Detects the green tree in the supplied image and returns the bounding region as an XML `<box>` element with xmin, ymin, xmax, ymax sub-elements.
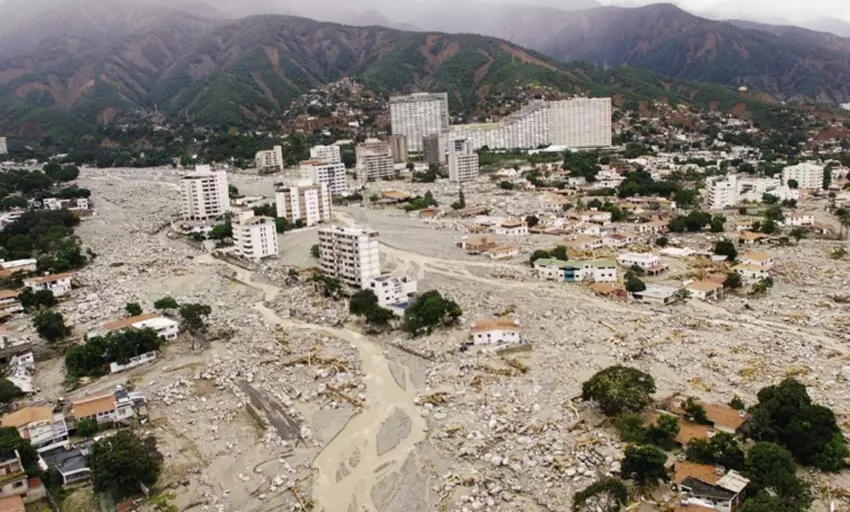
<box><xmin>310</xmin><ymin>244</ymin><xmax>320</xmax><ymax>258</ymax></box>
<box><xmin>349</xmin><ymin>290</ymin><xmax>379</xmax><ymax>317</ymax></box>
<box><xmin>787</xmin><ymin>179</ymin><xmax>799</xmax><ymax>189</ymax></box>
<box><xmin>789</xmin><ymin>228</ymin><xmax>805</xmax><ymax>241</ymax></box>
<box><xmin>724</xmin><ymin>272</ymin><xmax>743</xmax><ymax>290</ymax></box>
<box><xmin>571</xmin><ymin>478</ymin><xmax>629</xmax><ymax>512</ymax></box>
<box><xmin>310</xmin><ymin>271</ymin><xmax>342</xmax><ymax>299</ymax></box>
<box><xmin>0</xmin><ymin>379</ymin><xmax>22</xmax><ymax>408</ymax></box>
<box><xmin>823</xmin><ymin>169</ymin><xmax>832</xmax><ymax>190</ymax></box>
<box><xmin>581</xmin><ymin>366</ymin><xmax>655</xmax><ymax>416</ymax></box>
<box><xmin>33</xmin><ymin>310</ymin><xmax>70</xmax><ymax>343</ymax></box>
<box><xmin>402</xmin><ymin>291</ymin><xmax>462</xmax><ymax>336</ymax></box>
<box><xmin>499</xmin><ymin>181</ymin><xmax>514</xmax><ymax>190</ymax></box>
<box><xmin>621</xmin><ymin>445</ymin><xmax>667</xmax><ymax>487</ymax></box>
<box><xmin>710</xmin><ymin>216</ymin><xmax>725</xmax><ymax>233</ymax></box>
<box><xmin>739</xmin><ymin>492</ymin><xmax>785</xmax><ymax>512</ymax></box>
<box><xmin>685</xmin><ymin>432</ymin><xmax>745</xmax><ymax>470</ymax></box>
<box><xmin>729</xmin><ymin>396</ymin><xmax>746</xmax><ymax>410</ymax></box>
<box><xmin>647</xmin><ymin>414</ymin><xmax>679</xmax><ymax>449</ymax></box>
<box><xmin>655</xmin><ymin>236</ymin><xmax>668</xmax><ymax>248</ymax></box>
<box><xmin>451</xmin><ymin>189</ymin><xmax>466</xmax><ymax>210</ymax></box>
<box><xmin>761</xmin><ymin>218</ymin><xmax>777</xmax><ymax>234</ymax></box>
<box><xmin>529</xmin><ymin>249</ymin><xmax>552</xmax><ymax>265</ymax></box>
<box><xmin>745</xmin><ymin>442</ymin><xmax>811</xmax><ymax>510</ymax></box>
<box><xmin>228</xmin><ymin>184</ymin><xmax>240</xmax><ymax>198</ymax></box>
<box><xmin>18</xmin><ymin>288</ymin><xmax>56</xmax><ymax>312</ymax></box>
<box><xmin>209</xmin><ymin>221</ymin><xmax>232</xmax><ymax>240</ymax></box>
<box><xmin>682</xmin><ymin>397</ymin><xmax>709</xmax><ymax>424</ymax></box>
<box><xmin>76</xmin><ymin>417</ymin><xmax>98</xmax><ymax>437</ymax></box>
<box><xmin>88</xmin><ymin>430</ymin><xmax>163</xmax><ymax>500</ymax></box>
<box><xmin>714</xmin><ymin>239</ymin><xmax>738</xmax><ymax>261</ymax></box>
<box><xmin>625</xmin><ymin>273</ymin><xmax>646</xmax><ymax>293</ymax></box>
<box><xmin>525</xmin><ymin>215</ymin><xmax>540</xmax><ymax>228</ymax></box>
<box><xmin>551</xmin><ymin>246</ymin><xmax>568</xmax><ymax>261</ymax></box>
<box><xmin>0</xmin><ymin>427</ymin><xmax>39</xmax><ymax>476</ymax></box>
<box><xmin>614</xmin><ymin>413</ymin><xmax>647</xmax><ymax>443</ymax></box>
<box><xmin>762</xmin><ymin>193</ymin><xmax>779</xmax><ymax>205</ymax></box>
<box><xmin>153</xmin><ymin>297</ymin><xmax>179</xmax><ymax>310</ymax></box>
<box><xmin>179</xmin><ymin>303</ymin><xmax>211</xmax><ymax>332</ymax></box>
<box><xmin>125</xmin><ymin>302</ymin><xmax>142</xmax><ymax>317</ymax></box>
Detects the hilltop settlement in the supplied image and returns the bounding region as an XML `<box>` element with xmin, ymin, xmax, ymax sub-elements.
<box><xmin>0</xmin><ymin>83</ymin><xmax>848</xmax><ymax>512</ymax></box>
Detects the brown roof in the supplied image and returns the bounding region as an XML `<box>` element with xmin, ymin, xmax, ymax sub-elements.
<box><xmin>674</xmin><ymin>461</ymin><xmax>722</xmax><ymax>486</ymax></box>
<box><xmin>742</xmin><ymin>251</ymin><xmax>770</xmax><ymax>262</ymax></box>
<box><xmin>706</xmin><ymin>273</ymin><xmax>728</xmax><ymax>284</ymax></box>
<box><xmin>465</xmin><ymin>235</ymin><xmax>497</xmax><ymax>247</ymax></box>
<box><xmin>704</xmin><ymin>403</ymin><xmax>750</xmax><ymax>431</ymax></box>
<box><xmin>102</xmin><ymin>313</ymin><xmax>158</xmax><ymax>332</ymax></box>
<box><xmin>72</xmin><ymin>395</ymin><xmax>116</xmax><ymax>419</ymax></box>
<box><xmin>649</xmin><ymin>414</ymin><xmax>712</xmax><ymax>445</ymax></box>
<box><xmin>674</xmin><ymin>504</ymin><xmax>714</xmax><ymax>512</ymax></box>
<box><xmin>382</xmin><ymin>190</ymin><xmax>410</xmax><ymax>200</ymax></box>
<box><xmin>1</xmin><ymin>407</ymin><xmax>52</xmax><ymax>429</ymax></box>
<box><xmin>501</xmin><ymin>220</ymin><xmax>524</xmax><ymax>228</ymax></box>
<box><xmin>470</xmin><ymin>318</ymin><xmax>520</xmax><ymax>334</ymax></box>
<box><xmin>487</xmin><ymin>245</ymin><xmax>519</xmax><ymax>254</ymax></box>
<box><xmin>24</xmin><ymin>272</ymin><xmax>71</xmax><ymax>284</ymax></box>
<box><xmin>686</xmin><ymin>280</ymin><xmax>723</xmax><ymax>293</ymax></box>
<box><xmin>0</xmin><ymin>290</ymin><xmax>20</xmax><ymax>300</ymax></box>
<box><xmin>0</xmin><ymin>495</ymin><xmax>24</xmax><ymax>512</ymax></box>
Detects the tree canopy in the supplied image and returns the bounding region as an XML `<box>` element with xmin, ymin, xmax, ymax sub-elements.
<box><xmin>621</xmin><ymin>445</ymin><xmax>667</xmax><ymax>487</ymax></box>
<box><xmin>33</xmin><ymin>310</ymin><xmax>70</xmax><ymax>343</ymax></box>
<box><xmin>402</xmin><ymin>290</ymin><xmax>462</xmax><ymax>336</ymax></box>
<box><xmin>685</xmin><ymin>432</ymin><xmax>745</xmax><ymax>470</ymax></box>
<box><xmin>179</xmin><ymin>303</ymin><xmax>212</xmax><ymax>332</ymax></box>
<box><xmin>572</xmin><ymin>478</ymin><xmax>629</xmax><ymax>512</ymax></box>
<box><xmin>582</xmin><ymin>366</ymin><xmax>655</xmax><ymax>416</ymax></box>
<box><xmin>0</xmin><ymin>427</ymin><xmax>39</xmax><ymax>476</ymax></box>
<box><xmin>88</xmin><ymin>430</ymin><xmax>163</xmax><ymax>500</ymax></box>
<box><xmin>744</xmin><ymin>442</ymin><xmax>812</xmax><ymax>511</ymax></box>
<box><xmin>65</xmin><ymin>328</ymin><xmax>162</xmax><ymax>379</ymax></box>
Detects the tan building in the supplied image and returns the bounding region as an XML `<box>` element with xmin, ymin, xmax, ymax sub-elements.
<box><xmin>275</xmin><ymin>182</ymin><xmax>332</xmax><ymax>227</ymax></box>
<box><xmin>180</xmin><ymin>165</ymin><xmax>230</xmax><ymax>220</ymax></box>
<box><xmin>254</xmin><ymin>146</ymin><xmax>283</xmax><ymax>172</ymax></box>
<box><xmin>389</xmin><ymin>134</ymin><xmax>408</xmax><ymax>164</ymax></box>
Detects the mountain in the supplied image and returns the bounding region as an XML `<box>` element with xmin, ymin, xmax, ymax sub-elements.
<box><xmin>802</xmin><ymin>17</ymin><xmax>850</xmax><ymax>38</ymax></box>
<box><xmin>0</xmin><ymin>7</ymin><xmax>774</xmax><ymax>140</ymax></box>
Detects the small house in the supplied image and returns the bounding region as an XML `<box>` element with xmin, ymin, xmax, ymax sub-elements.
<box><xmin>470</xmin><ymin>318</ymin><xmax>521</xmax><ymax>345</ymax></box>
<box><xmin>685</xmin><ymin>280</ymin><xmax>724</xmax><ymax>301</ymax></box>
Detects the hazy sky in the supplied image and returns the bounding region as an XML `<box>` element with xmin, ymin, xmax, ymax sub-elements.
<box><xmin>601</xmin><ymin>0</ymin><xmax>850</xmax><ymax>23</ymax></box>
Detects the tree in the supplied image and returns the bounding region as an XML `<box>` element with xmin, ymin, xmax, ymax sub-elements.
<box><xmin>154</xmin><ymin>297</ymin><xmax>179</xmax><ymax>310</ymax></box>
<box><xmin>682</xmin><ymin>397</ymin><xmax>709</xmax><ymax>424</ymax></box>
<box><xmin>647</xmin><ymin>414</ymin><xmax>679</xmax><ymax>449</ymax></box>
<box><xmin>529</xmin><ymin>249</ymin><xmax>552</xmax><ymax>265</ymax></box>
<box><xmin>551</xmin><ymin>245</ymin><xmax>568</xmax><ymax>261</ymax></box>
<box><xmin>621</xmin><ymin>445</ymin><xmax>667</xmax><ymax>487</ymax></box>
<box><xmin>65</xmin><ymin>328</ymin><xmax>162</xmax><ymax>379</ymax></box>
<box><xmin>710</xmin><ymin>216</ymin><xmax>725</xmax><ymax>233</ymax></box>
<box><xmin>349</xmin><ymin>290</ymin><xmax>379</xmax><ymax>317</ymax></box>
<box><xmin>310</xmin><ymin>271</ymin><xmax>342</xmax><ymax>299</ymax></box>
<box><xmin>451</xmin><ymin>189</ymin><xmax>466</xmax><ymax>210</ymax></box>
<box><xmin>685</xmin><ymin>432</ymin><xmax>745</xmax><ymax>470</ymax></box>
<box><xmin>823</xmin><ymin>168</ymin><xmax>832</xmax><ymax>190</ymax></box>
<box><xmin>625</xmin><ymin>273</ymin><xmax>646</xmax><ymax>293</ymax></box>
<box><xmin>762</xmin><ymin>193</ymin><xmax>779</xmax><ymax>205</ymax></box>
<box><xmin>402</xmin><ymin>291</ymin><xmax>462</xmax><ymax>336</ymax></box>
<box><xmin>18</xmin><ymin>288</ymin><xmax>56</xmax><ymax>312</ymax></box>
<box><xmin>33</xmin><ymin>310</ymin><xmax>70</xmax><ymax>343</ymax></box>
<box><xmin>752</xmin><ymin>276</ymin><xmax>774</xmax><ymax>295</ymax></box>
<box><xmin>0</xmin><ymin>427</ymin><xmax>39</xmax><ymax>476</ymax></box>
<box><xmin>714</xmin><ymin>239</ymin><xmax>738</xmax><ymax>261</ymax></box>
<box><xmin>228</xmin><ymin>184</ymin><xmax>240</xmax><ymax>198</ymax></box>
<box><xmin>76</xmin><ymin>417</ymin><xmax>98</xmax><ymax>437</ymax></box>
<box><xmin>761</xmin><ymin>218</ymin><xmax>777</xmax><ymax>234</ymax></box>
<box><xmin>787</xmin><ymin>179</ymin><xmax>799</xmax><ymax>189</ymax></box>
<box><xmin>739</xmin><ymin>492</ymin><xmax>787</xmax><ymax>512</ymax></box>
<box><xmin>614</xmin><ymin>413</ymin><xmax>647</xmax><ymax>443</ymax></box>
<box><xmin>729</xmin><ymin>396</ymin><xmax>746</xmax><ymax>410</ymax></box>
<box><xmin>655</xmin><ymin>236</ymin><xmax>668</xmax><ymax>248</ymax></box>
<box><xmin>525</xmin><ymin>215</ymin><xmax>540</xmax><ymax>228</ymax></box>
<box><xmin>310</xmin><ymin>244</ymin><xmax>320</xmax><ymax>258</ymax></box>
<box><xmin>88</xmin><ymin>430</ymin><xmax>163</xmax><ymax>500</ymax></box>
<box><xmin>179</xmin><ymin>303</ymin><xmax>211</xmax><ymax>332</ymax></box>
<box><xmin>572</xmin><ymin>478</ymin><xmax>629</xmax><ymax>512</ymax></box>
<box><xmin>745</xmin><ymin>442</ymin><xmax>811</xmax><ymax>510</ymax></box>
<box><xmin>0</xmin><ymin>380</ymin><xmax>22</xmax><ymax>408</ymax></box>
<box><xmin>582</xmin><ymin>366</ymin><xmax>655</xmax><ymax>416</ymax></box>
<box><xmin>789</xmin><ymin>228</ymin><xmax>805</xmax><ymax>241</ymax></box>
<box><xmin>499</xmin><ymin>181</ymin><xmax>514</xmax><ymax>190</ymax></box>
<box><xmin>209</xmin><ymin>221</ymin><xmax>232</xmax><ymax>240</ymax></box>
<box><xmin>724</xmin><ymin>271</ymin><xmax>743</xmax><ymax>289</ymax></box>
<box><xmin>125</xmin><ymin>302</ymin><xmax>142</xmax><ymax>317</ymax></box>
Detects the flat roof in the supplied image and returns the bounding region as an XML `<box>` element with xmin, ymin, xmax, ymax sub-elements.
<box><xmin>470</xmin><ymin>317</ymin><xmax>520</xmax><ymax>333</ymax></box>
<box><xmin>72</xmin><ymin>395</ymin><xmax>116</xmax><ymax>418</ymax></box>
<box><xmin>24</xmin><ymin>272</ymin><xmax>71</xmax><ymax>284</ymax></box>
<box><xmin>102</xmin><ymin>313</ymin><xmax>159</xmax><ymax>332</ymax></box>
<box><xmin>686</xmin><ymin>280</ymin><xmax>723</xmax><ymax>293</ymax></box>
<box><xmin>1</xmin><ymin>407</ymin><xmax>52</xmax><ymax>429</ymax></box>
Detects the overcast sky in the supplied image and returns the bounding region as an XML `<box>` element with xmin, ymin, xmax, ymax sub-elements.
<box><xmin>601</xmin><ymin>0</ymin><xmax>850</xmax><ymax>23</ymax></box>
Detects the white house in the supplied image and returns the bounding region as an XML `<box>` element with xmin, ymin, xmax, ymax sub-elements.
<box><xmin>784</xmin><ymin>213</ymin><xmax>815</xmax><ymax>227</ymax></box>
<box><xmin>486</xmin><ymin>246</ymin><xmax>520</xmax><ymax>260</ymax></box>
<box><xmin>731</xmin><ymin>264</ymin><xmax>770</xmax><ymax>284</ymax></box>
<box><xmin>602</xmin><ymin>233</ymin><xmax>633</xmax><ymax>248</ymax></box>
<box><xmin>23</xmin><ymin>273</ymin><xmax>72</xmax><ymax>297</ymax></box>
<box><xmin>368</xmin><ymin>276</ymin><xmax>417</xmax><ymax>313</ymax></box>
<box><xmin>491</xmin><ymin>220</ymin><xmax>528</xmax><ymax>236</ymax></box>
<box><xmin>636</xmin><ymin>220</ymin><xmax>669</xmax><ymax>235</ymax></box>
<box><xmin>470</xmin><ymin>318</ymin><xmax>521</xmax><ymax>345</ymax></box>
<box><xmin>633</xmin><ymin>284</ymin><xmax>680</xmax><ymax>305</ymax></box>
<box><xmin>71</xmin><ymin>394</ymin><xmax>134</xmax><ymax>426</ymax></box>
<box><xmin>740</xmin><ymin>251</ymin><xmax>774</xmax><ymax>269</ymax></box>
<box><xmin>97</xmin><ymin>313</ymin><xmax>180</xmax><ymax>340</ymax></box>
<box><xmin>685</xmin><ymin>280</ymin><xmax>724</xmax><ymax>301</ymax></box>
<box><xmin>617</xmin><ymin>252</ymin><xmax>662</xmax><ymax>270</ymax></box>
<box><xmin>0</xmin><ymin>259</ymin><xmax>36</xmax><ymax>273</ymax></box>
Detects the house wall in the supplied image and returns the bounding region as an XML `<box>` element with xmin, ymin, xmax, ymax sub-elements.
<box><xmin>472</xmin><ymin>329</ymin><xmax>520</xmax><ymax>345</ymax></box>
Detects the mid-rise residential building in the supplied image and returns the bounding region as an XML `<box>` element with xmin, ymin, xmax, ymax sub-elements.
<box><xmin>0</xmin><ymin>137</ymin><xmax>7</xmax><ymax>155</ymax></box>
<box><xmin>180</xmin><ymin>165</ymin><xmax>230</xmax><ymax>220</ymax></box>
<box><xmin>390</xmin><ymin>93</ymin><xmax>450</xmax><ymax>152</ymax></box>
<box><xmin>355</xmin><ymin>139</ymin><xmax>390</xmax><ymax>167</ymax></box>
<box><xmin>549</xmin><ymin>97</ymin><xmax>612</xmax><ymax>148</ymax></box>
<box><xmin>358</xmin><ymin>154</ymin><xmax>396</xmax><ymax>182</ymax></box>
<box><xmin>301</xmin><ymin>160</ymin><xmax>347</xmax><ymax>196</ymax></box>
<box><xmin>23</xmin><ymin>273</ymin><xmax>72</xmax><ymax>297</ymax></box>
<box><xmin>276</xmin><ymin>182</ymin><xmax>332</xmax><ymax>226</ymax></box>
<box><xmin>706</xmin><ymin>174</ymin><xmax>798</xmax><ymax>209</ymax></box>
<box><xmin>255</xmin><ymin>146</ymin><xmax>283</xmax><ymax>172</ymax></box>
<box><xmin>368</xmin><ymin>275</ymin><xmax>417</xmax><ymax>314</ymax></box>
<box><xmin>318</xmin><ymin>226</ymin><xmax>381</xmax><ymax>290</ymax></box>
<box><xmin>0</xmin><ymin>450</ymin><xmax>44</xmax><ymax>504</ymax></box>
<box><xmin>309</xmin><ymin>145</ymin><xmax>341</xmax><ymax>164</ymax></box>
<box><xmin>533</xmin><ymin>258</ymin><xmax>617</xmax><ymax>282</ymax></box>
<box><xmin>782</xmin><ymin>162</ymin><xmax>824</xmax><ymax>189</ymax></box>
<box><xmin>231</xmin><ymin>209</ymin><xmax>278</xmax><ymax>261</ymax></box>
<box><xmin>448</xmin><ymin>139</ymin><xmax>479</xmax><ymax>183</ymax></box>
<box><xmin>389</xmin><ymin>134</ymin><xmax>408</xmax><ymax>164</ymax></box>
<box><xmin>423</xmin><ymin>133</ymin><xmax>447</xmax><ymax>165</ymax></box>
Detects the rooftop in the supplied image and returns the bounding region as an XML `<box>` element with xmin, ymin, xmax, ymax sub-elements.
<box><xmin>1</xmin><ymin>407</ymin><xmax>52</xmax><ymax>429</ymax></box>
<box><xmin>673</xmin><ymin>461</ymin><xmax>721</xmax><ymax>486</ymax></box>
<box><xmin>0</xmin><ymin>495</ymin><xmax>23</xmax><ymax>512</ymax></box>
<box><xmin>704</xmin><ymin>403</ymin><xmax>750</xmax><ymax>431</ymax></box>
<box><xmin>470</xmin><ymin>317</ymin><xmax>520</xmax><ymax>334</ymax></box>
<box><xmin>742</xmin><ymin>251</ymin><xmax>771</xmax><ymax>262</ymax></box>
<box><xmin>686</xmin><ymin>280</ymin><xmax>723</xmax><ymax>293</ymax></box>
<box><xmin>102</xmin><ymin>313</ymin><xmax>159</xmax><ymax>332</ymax></box>
<box><xmin>0</xmin><ymin>290</ymin><xmax>19</xmax><ymax>301</ymax></box>
<box><xmin>24</xmin><ymin>272</ymin><xmax>71</xmax><ymax>284</ymax></box>
<box><xmin>72</xmin><ymin>395</ymin><xmax>116</xmax><ymax>419</ymax></box>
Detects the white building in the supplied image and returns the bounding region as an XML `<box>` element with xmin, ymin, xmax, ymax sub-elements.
<box><xmin>470</xmin><ymin>317</ymin><xmax>521</xmax><ymax>345</ymax></box>
<box><xmin>0</xmin><ymin>137</ymin><xmax>6</xmax><ymax>155</ymax></box>
<box><xmin>180</xmin><ymin>165</ymin><xmax>230</xmax><ymax>220</ymax></box>
<box><xmin>71</xmin><ymin>394</ymin><xmax>134</xmax><ymax>426</ymax></box>
<box><xmin>301</xmin><ymin>160</ymin><xmax>347</xmax><ymax>196</ymax></box>
<box><xmin>0</xmin><ymin>259</ymin><xmax>36</xmax><ymax>273</ymax></box>
<box><xmin>731</xmin><ymin>264</ymin><xmax>770</xmax><ymax>284</ymax></box>
<box><xmin>448</xmin><ymin>101</ymin><xmax>551</xmax><ymax>151</ymax></box>
<box><xmin>549</xmin><ymin>97</ymin><xmax>612</xmax><ymax>148</ymax></box>
<box><xmin>318</xmin><ymin>226</ymin><xmax>381</xmax><ymax>290</ymax></box>
<box><xmin>784</xmin><ymin>213</ymin><xmax>815</xmax><ymax>226</ymax></box>
<box><xmin>275</xmin><ymin>182</ymin><xmax>332</xmax><ymax>226</ymax></box>
<box><xmin>685</xmin><ymin>280</ymin><xmax>724</xmax><ymax>301</ymax></box>
<box><xmin>491</xmin><ymin>220</ymin><xmax>528</xmax><ymax>236</ymax></box>
<box><xmin>23</xmin><ymin>273</ymin><xmax>72</xmax><ymax>297</ymax></box>
<box><xmin>100</xmin><ymin>313</ymin><xmax>180</xmax><ymax>340</ymax></box>
<box><xmin>232</xmin><ymin>209</ymin><xmax>279</xmax><ymax>261</ymax></box>
<box><xmin>1</xmin><ymin>407</ymin><xmax>68</xmax><ymax>453</ymax></box>
<box><xmin>740</xmin><ymin>251</ymin><xmax>774</xmax><ymax>269</ymax></box>
<box><xmin>43</xmin><ymin>197</ymin><xmax>90</xmax><ymax>212</ymax></box>
<box><xmin>390</xmin><ymin>93</ymin><xmax>450</xmax><ymax>152</ymax></box>
<box><xmin>358</xmin><ymin>153</ymin><xmax>396</xmax><ymax>182</ymax></box>
<box><xmin>617</xmin><ymin>252</ymin><xmax>662</xmax><ymax>269</ymax></box>
<box><xmin>254</xmin><ymin>146</ymin><xmax>283</xmax><ymax>172</ymax></box>
<box><xmin>448</xmin><ymin>139</ymin><xmax>479</xmax><ymax>183</ymax></box>
<box><xmin>309</xmin><ymin>144</ymin><xmax>341</xmax><ymax>164</ymax></box>
<box><xmin>707</xmin><ymin>174</ymin><xmax>798</xmax><ymax>209</ymax></box>
<box><xmin>782</xmin><ymin>162</ymin><xmax>824</xmax><ymax>190</ymax></box>
<box><xmin>368</xmin><ymin>275</ymin><xmax>417</xmax><ymax>314</ymax></box>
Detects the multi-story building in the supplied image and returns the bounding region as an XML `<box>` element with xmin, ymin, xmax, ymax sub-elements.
<box><xmin>706</xmin><ymin>175</ymin><xmax>798</xmax><ymax>209</ymax></box>
<box><xmin>549</xmin><ymin>97</ymin><xmax>612</xmax><ymax>148</ymax></box>
<box><xmin>318</xmin><ymin>226</ymin><xmax>381</xmax><ymax>290</ymax></box>
<box><xmin>389</xmin><ymin>134</ymin><xmax>408</xmax><ymax>164</ymax></box>
<box><xmin>23</xmin><ymin>273</ymin><xmax>72</xmax><ymax>297</ymax></box>
<box><xmin>99</xmin><ymin>313</ymin><xmax>180</xmax><ymax>340</ymax></box>
<box><xmin>782</xmin><ymin>162</ymin><xmax>824</xmax><ymax>189</ymax></box>
<box><xmin>0</xmin><ymin>137</ymin><xmax>7</xmax><ymax>155</ymax></box>
<box><xmin>254</xmin><ymin>146</ymin><xmax>283</xmax><ymax>172</ymax></box>
<box><xmin>355</xmin><ymin>139</ymin><xmax>390</xmax><ymax>167</ymax></box>
<box><xmin>71</xmin><ymin>393</ymin><xmax>134</xmax><ymax>426</ymax></box>
<box><xmin>180</xmin><ymin>165</ymin><xmax>230</xmax><ymax>220</ymax></box>
<box><xmin>707</xmin><ymin>175</ymin><xmax>739</xmax><ymax>209</ymax></box>
<box><xmin>448</xmin><ymin>100</ymin><xmax>551</xmax><ymax>151</ymax></box>
<box><xmin>368</xmin><ymin>275</ymin><xmax>417</xmax><ymax>314</ymax></box>
<box><xmin>301</xmin><ymin>160</ymin><xmax>347</xmax><ymax>196</ymax></box>
<box><xmin>390</xmin><ymin>93</ymin><xmax>450</xmax><ymax>152</ymax></box>
<box><xmin>358</xmin><ymin>154</ymin><xmax>396</xmax><ymax>182</ymax></box>
<box><xmin>309</xmin><ymin>145</ymin><xmax>341</xmax><ymax>164</ymax></box>
<box><xmin>423</xmin><ymin>133</ymin><xmax>447</xmax><ymax>166</ymax></box>
<box><xmin>448</xmin><ymin>139</ymin><xmax>479</xmax><ymax>183</ymax></box>
<box><xmin>1</xmin><ymin>407</ymin><xmax>69</xmax><ymax>453</ymax></box>
<box><xmin>275</xmin><ymin>182</ymin><xmax>332</xmax><ymax>226</ymax></box>
<box><xmin>231</xmin><ymin>209</ymin><xmax>278</xmax><ymax>261</ymax></box>
<box><xmin>0</xmin><ymin>449</ymin><xmax>45</xmax><ymax>504</ymax></box>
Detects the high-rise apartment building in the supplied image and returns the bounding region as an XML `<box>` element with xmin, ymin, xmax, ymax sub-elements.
<box><xmin>180</xmin><ymin>165</ymin><xmax>230</xmax><ymax>220</ymax></box>
<box><xmin>318</xmin><ymin>226</ymin><xmax>381</xmax><ymax>290</ymax></box>
<box><xmin>301</xmin><ymin>160</ymin><xmax>347</xmax><ymax>196</ymax></box>
<box><xmin>358</xmin><ymin>154</ymin><xmax>396</xmax><ymax>182</ymax></box>
<box><xmin>448</xmin><ymin>139</ymin><xmax>479</xmax><ymax>183</ymax></box>
<box><xmin>0</xmin><ymin>137</ymin><xmax>7</xmax><ymax>155</ymax></box>
<box><xmin>423</xmin><ymin>133</ymin><xmax>447</xmax><ymax>166</ymax></box>
<box><xmin>390</xmin><ymin>93</ymin><xmax>449</xmax><ymax>152</ymax></box>
<box><xmin>782</xmin><ymin>162</ymin><xmax>824</xmax><ymax>190</ymax></box>
<box><xmin>254</xmin><ymin>146</ymin><xmax>283</xmax><ymax>172</ymax></box>
<box><xmin>309</xmin><ymin>145</ymin><xmax>341</xmax><ymax>164</ymax></box>
<box><xmin>232</xmin><ymin>209</ymin><xmax>278</xmax><ymax>261</ymax></box>
<box><xmin>549</xmin><ymin>98</ymin><xmax>612</xmax><ymax>148</ymax></box>
<box><xmin>275</xmin><ymin>182</ymin><xmax>332</xmax><ymax>227</ymax></box>
<box><xmin>389</xmin><ymin>134</ymin><xmax>408</xmax><ymax>164</ymax></box>
<box><xmin>355</xmin><ymin>139</ymin><xmax>390</xmax><ymax>167</ymax></box>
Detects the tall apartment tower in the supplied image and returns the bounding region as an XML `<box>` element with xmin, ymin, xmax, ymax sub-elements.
<box><xmin>318</xmin><ymin>226</ymin><xmax>381</xmax><ymax>289</ymax></box>
<box><xmin>448</xmin><ymin>139</ymin><xmax>479</xmax><ymax>183</ymax></box>
<box><xmin>390</xmin><ymin>93</ymin><xmax>449</xmax><ymax>152</ymax></box>
<box><xmin>255</xmin><ymin>145</ymin><xmax>283</xmax><ymax>172</ymax></box>
<box><xmin>355</xmin><ymin>139</ymin><xmax>394</xmax><ymax>181</ymax></box>
<box><xmin>389</xmin><ymin>134</ymin><xmax>408</xmax><ymax>164</ymax></box>
<box><xmin>180</xmin><ymin>165</ymin><xmax>230</xmax><ymax>220</ymax></box>
<box><xmin>232</xmin><ymin>209</ymin><xmax>278</xmax><ymax>261</ymax></box>
<box><xmin>309</xmin><ymin>145</ymin><xmax>342</xmax><ymax>164</ymax></box>
<box><xmin>0</xmin><ymin>137</ymin><xmax>7</xmax><ymax>155</ymax></box>
<box><xmin>782</xmin><ymin>162</ymin><xmax>824</xmax><ymax>189</ymax></box>
<box><xmin>301</xmin><ymin>160</ymin><xmax>348</xmax><ymax>196</ymax></box>
<box><xmin>423</xmin><ymin>133</ymin><xmax>447</xmax><ymax>166</ymax></box>
<box><xmin>275</xmin><ymin>182</ymin><xmax>332</xmax><ymax>227</ymax></box>
<box><xmin>549</xmin><ymin>98</ymin><xmax>612</xmax><ymax>148</ymax></box>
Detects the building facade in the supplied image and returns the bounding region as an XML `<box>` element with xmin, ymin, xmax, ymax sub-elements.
<box><xmin>549</xmin><ymin>97</ymin><xmax>612</xmax><ymax>148</ymax></box>
<box><xmin>355</xmin><ymin>139</ymin><xmax>390</xmax><ymax>167</ymax></box>
<box><xmin>23</xmin><ymin>273</ymin><xmax>72</xmax><ymax>297</ymax></box>
<box><xmin>309</xmin><ymin>145</ymin><xmax>342</xmax><ymax>164</ymax></box>
<box><xmin>423</xmin><ymin>133</ymin><xmax>447</xmax><ymax>165</ymax></box>
<box><xmin>389</xmin><ymin>134</ymin><xmax>408</xmax><ymax>164</ymax></box>
<box><xmin>232</xmin><ymin>209</ymin><xmax>279</xmax><ymax>261</ymax></box>
<box><xmin>318</xmin><ymin>226</ymin><xmax>381</xmax><ymax>289</ymax></box>
<box><xmin>0</xmin><ymin>137</ymin><xmax>6</xmax><ymax>155</ymax></box>
<box><xmin>448</xmin><ymin>139</ymin><xmax>479</xmax><ymax>183</ymax></box>
<box><xmin>302</xmin><ymin>161</ymin><xmax>348</xmax><ymax>196</ymax></box>
<box><xmin>390</xmin><ymin>93</ymin><xmax>450</xmax><ymax>152</ymax></box>
<box><xmin>276</xmin><ymin>182</ymin><xmax>332</xmax><ymax>226</ymax></box>
<box><xmin>368</xmin><ymin>275</ymin><xmax>417</xmax><ymax>312</ymax></box>
<box><xmin>254</xmin><ymin>146</ymin><xmax>283</xmax><ymax>172</ymax></box>
<box><xmin>707</xmin><ymin>174</ymin><xmax>798</xmax><ymax>209</ymax></box>
<box><xmin>470</xmin><ymin>318</ymin><xmax>521</xmax><ymax>345</ymax></box>
<box><xmin>180</xmin><ymin>165</ymin><xmax>230</xmax><ymax>220</ymax></box>
<box><xmin>358</xmin><ymin>154</ymin><xmax>396</xmax><ymax>182</ymax></box>
<box><xmin>448</xmin><ymin>100</ymin><xmax>551</xmax><ymax>151</ymax></box>
<box><xmin>782</xmin><ymin>162</ymin><xmax>824</xmax><ymax>189</ymax></box>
